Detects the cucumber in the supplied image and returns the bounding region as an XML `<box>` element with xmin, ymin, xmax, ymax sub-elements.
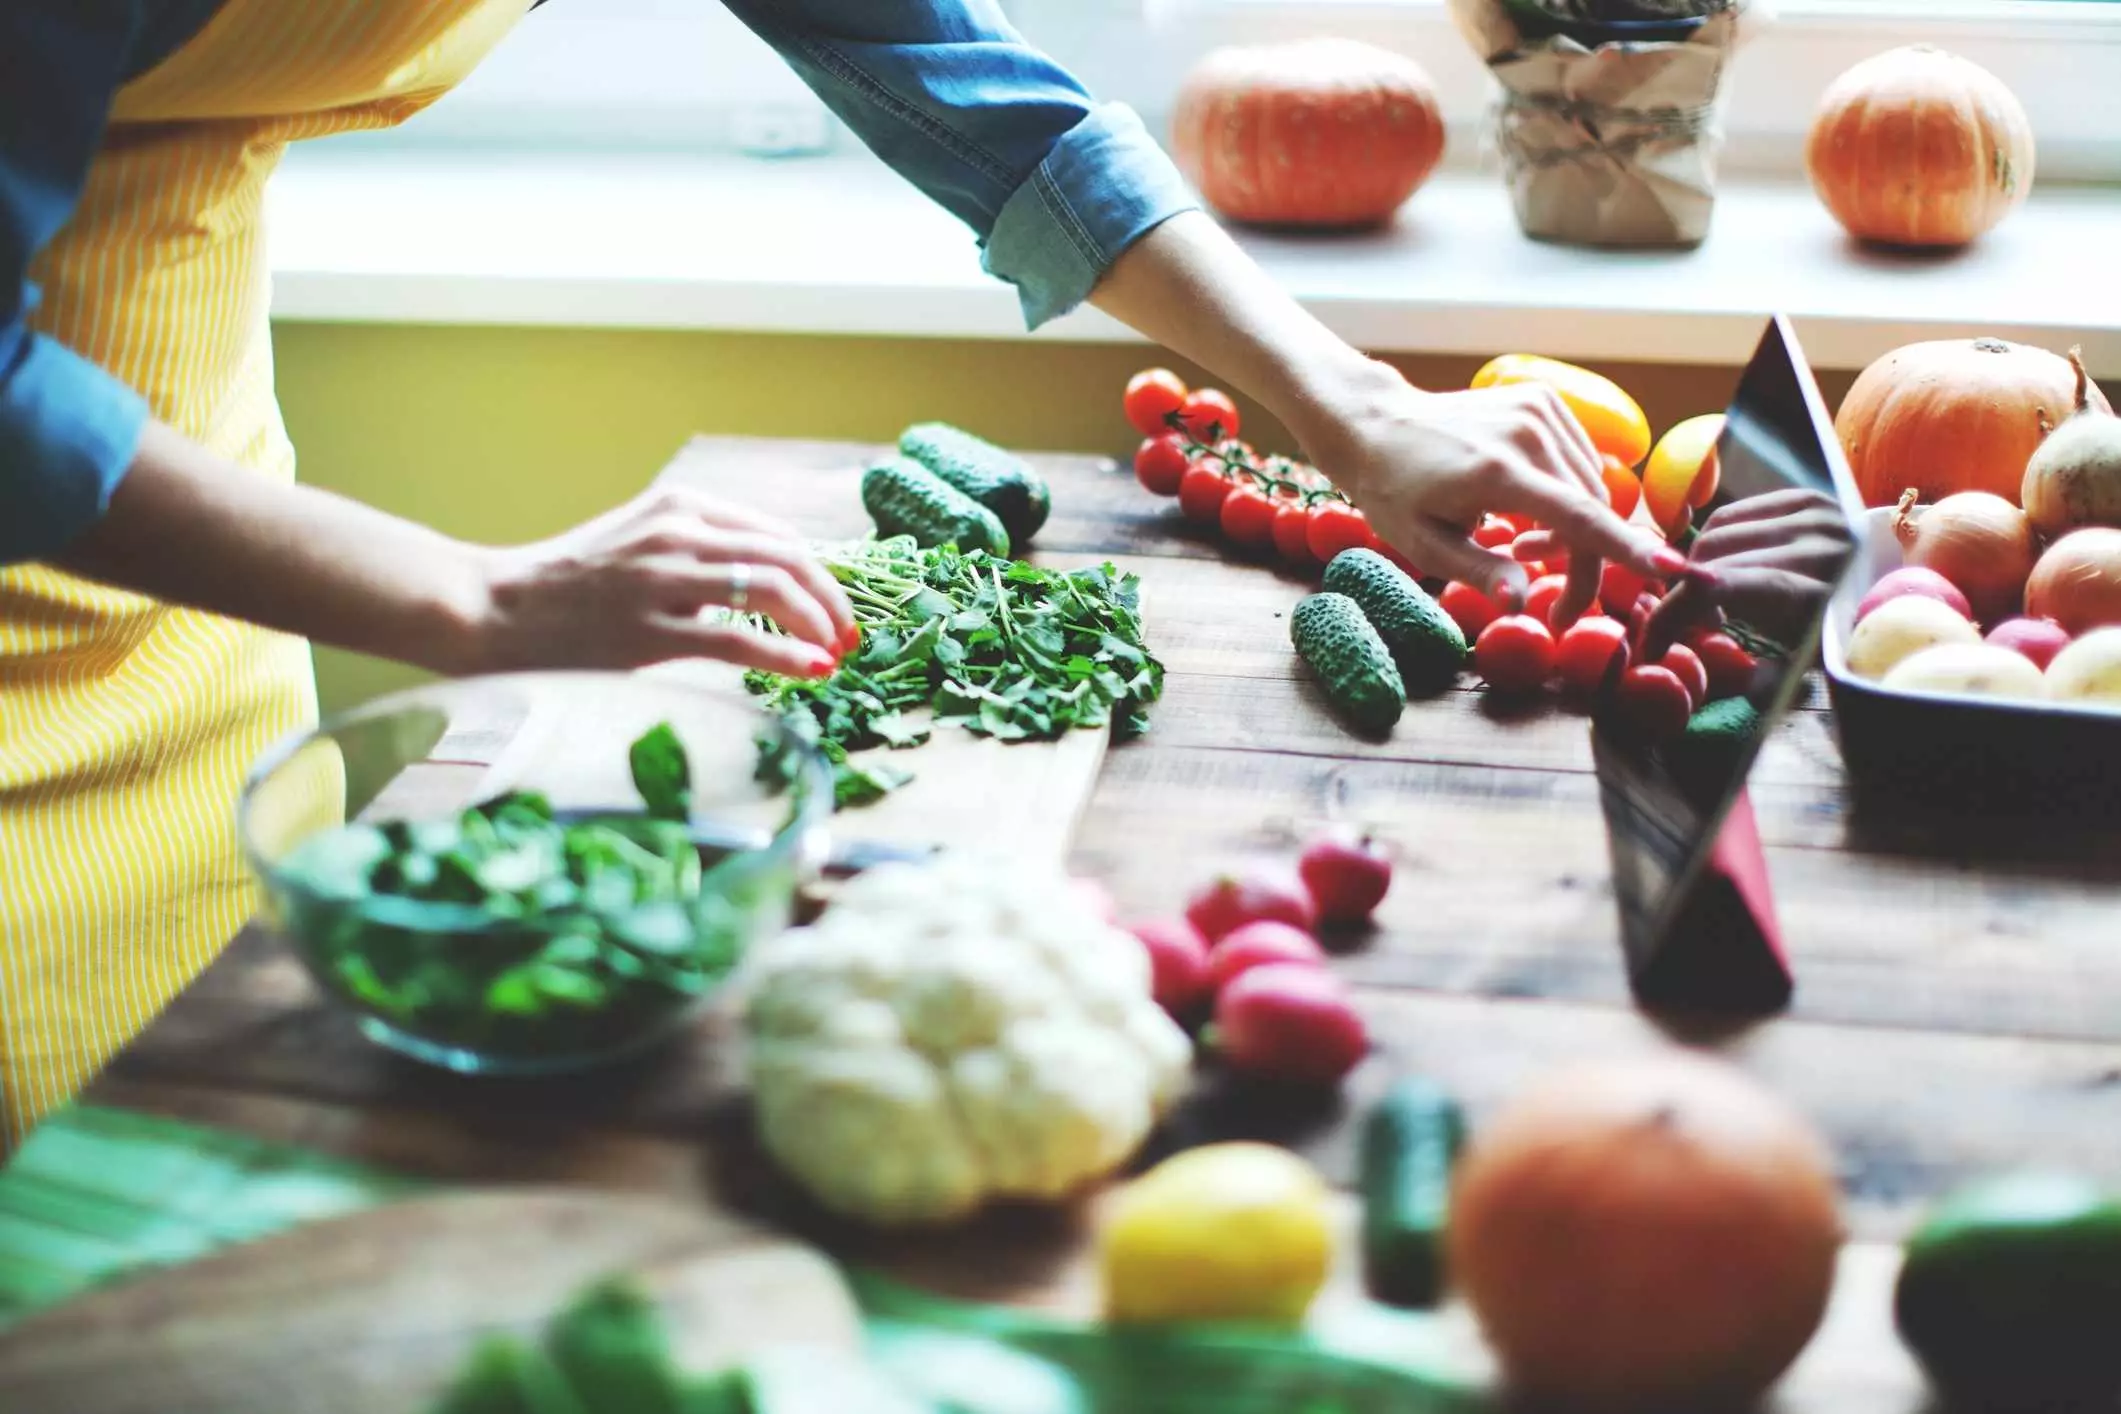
<box><xmin>1290</xmin><ymin>593</ymin><xmax>1405</xmax><ymax>735</ymax></box>
<box><xmin>1321</xmin><ymin>548</ymin><xmax>1466</xmax><ymax>693</ymax></box>
<box><xmin>898</xmin><ymin>422</ymin><xmax>1051</xmax><ymax>547</ymax></box>
<box><xmin>1895</xmin><ymin>1170</ymin><xmax>2121</xmax><ymax>1406</ymax></box>
<box><xmin>543</xmin><ymin>1278</ymin><xmax>687</xmax><ymax>1414</ymax></box>
<box><xmin>861</xmin><ymin>457</ymin><xmax>1010</xmax><ymax>557</ymax></box>
<box><xmin>1358</xmin><ymin>1077</ymin><xmax>1467</xmax><ymax>1309</ymax></box>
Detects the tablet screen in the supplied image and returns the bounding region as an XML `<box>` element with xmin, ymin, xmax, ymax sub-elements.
<box><xmin>1591</xmin><ymin>316</ymin><xmax>1865</xmax><ymax>989</ymax></box>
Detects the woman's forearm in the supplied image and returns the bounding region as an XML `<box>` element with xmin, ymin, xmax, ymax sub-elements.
<box><xmin>1086</xmin><ymin>212</ymin><xmax>1402</xmax><ymax>480</ymax></box>
<box><xmin>53</xmin><ymin>420</ymin><xmax>492</xmax><ymax>672</ymax></box>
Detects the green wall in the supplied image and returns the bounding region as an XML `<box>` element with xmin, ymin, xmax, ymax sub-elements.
<box><xmin>271</xmin><ymin>322</ymin><xmax>1845</xmax><ymax>714</ymax></box>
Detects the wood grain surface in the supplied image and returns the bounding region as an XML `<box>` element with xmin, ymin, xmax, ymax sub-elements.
<box><xmin>0</xmin><ymin>1189</ymin><xmax>862</xmax><ymax>1414</ymax></box>
<box><xmin>67</xmin><ymin>435</ymin><xmax>2121</xmax><ymax>1411</ymax></box>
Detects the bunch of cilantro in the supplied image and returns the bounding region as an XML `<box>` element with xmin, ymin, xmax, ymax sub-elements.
<box><xmin>744</xmin><ymin>536</ymin><xmax>1164</xmax><ymax>807</ymax></box>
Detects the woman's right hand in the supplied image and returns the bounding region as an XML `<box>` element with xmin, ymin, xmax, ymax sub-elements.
<box><xmin>473</xmin><ymin>483</ymin><xmax>858</xmax><ymax>679</ymax></box>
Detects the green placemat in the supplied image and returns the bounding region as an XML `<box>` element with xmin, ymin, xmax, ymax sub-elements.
<box><xmin>0</xmin><ymin>1103</ymin><xmax>425</xmax><ymax>1329</ymax></box>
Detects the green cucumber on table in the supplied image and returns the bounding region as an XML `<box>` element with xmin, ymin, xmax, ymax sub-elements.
<box><xmin>1358</xmin><ymin>1078</ymin><xmax>1468</xmax><ymax>1310</ymax></box>
<box><xmin>897</xmin><ymin>422</ymin><xmax>1051</xmax><ymax>548</ymax></box>
<box><xmin>1321</xmin><ymin>549</ymin><xmax>1467</xmax><ymax>694</ymax></box>
<box><xmin>861</xmin><ymin>457</ymin><xmax>1011</xmax><ymax>558</ymax></box>
<box><xmin>1290</xmin><ymin>592</ymin><xmax>1406</xmax><ymax>736</ymax></box>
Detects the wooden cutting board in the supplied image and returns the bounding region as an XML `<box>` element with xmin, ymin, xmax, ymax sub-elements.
<box><xmin>0</xmin><ymin>1189</ymin><xmax>863</xmax><ymax>1414</ymax></box>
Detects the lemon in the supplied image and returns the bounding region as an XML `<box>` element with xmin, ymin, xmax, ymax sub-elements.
<box><xmin>1097</xmin><ymin>1142</ymin><xmax>1335</xmax><ymax>1328</ymax></box>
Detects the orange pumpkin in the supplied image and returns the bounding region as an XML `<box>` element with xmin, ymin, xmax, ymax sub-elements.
<box><xmin>1836</xmin><ymin>338</ymin><xmax>2105</xmax><ymax>508</ymax></box>
<box><xmin>1170</xmin><ymin>38</ymin><xmax>1445</xmax><ymax>230</ymax></box>
<box><xmin>1447</xmin><ymin>1052</ymin><xmax>1843</xmax><ymax>1414</ymax></box>
<box><xmin>1805</xmin><ymin>45</ymin><xmax>2035</xmax><ymax>248</ymax></box>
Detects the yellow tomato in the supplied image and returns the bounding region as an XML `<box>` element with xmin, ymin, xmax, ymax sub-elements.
<box><xmin>1098</xmin><ymin>1142</ymin><xmax>1334</xmax><ymax>1328</ymax></box>
<box><xmin>1643</xmin><ymin>414</ymin><xmax>1726</xmax><ymax>537</ymax></box>
<box><xmin>1471</xmin><ymin>354</ymin><xmax>1653</xmax><ymax>468</ymax></box>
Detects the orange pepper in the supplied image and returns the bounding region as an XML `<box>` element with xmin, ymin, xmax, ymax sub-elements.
<box><xmin>1600</xmin><ymin>454</ymin><xmax>1642</xmax><ymax>521</ymax></box>
<box><xmin>1471</xmin><ymin>354</ymin><xmax>1654</xmax><ymax>469</ymax></box>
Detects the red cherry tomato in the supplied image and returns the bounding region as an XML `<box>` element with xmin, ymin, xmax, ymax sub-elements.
<box><xmin>1523</xmin><ymin>574</ymin><xmax>1571</xmax><ymax>631</ymax></box>
<box><xmin>1133</xmin><ymin>434</ymin><xmax>1189</xmax><ymax>497</ymax></box>
<box><xmin>1658</xmin><ymin>643</ymin><xmax>1709</xmax><ymax>710</ymax></box>
<box><xmin>1307</xmin><ymin>502</ymin><xmax>1373</xmax><ymax>564</ymax></box>
<box><xmin>1496</xmin><ymin>512</ymin><xmax>1539</xmax><ymax>537</ymax></box>
<box><xmin>1614</xmin><ymin>664</ymin><xmax>1693</xmax><ymax>739</ymax></box>
<box><xmin>1440</xmin><ymin>581</ymin><xmax>1502</xmax><ymax>641</ymax></box>
<box><xmin>1178</xmin><ymin>388</ymin><xmax>1241</xmax><ymax>442</ymax></box>
<box><xmin>1687</xmin><ymin>630</ymin><xmax>1758</xmax><ymax>701</ymax></box>
<box><xmin>1272</xmin><ymin>500</ymin><xmax>1319</xmax><ymax>568</ymax></box>
<box><xmin>1600</xmin><ymin>562</ymin><xmax>1650</xmax><ymax>618</ymax></box>
<box><xmin>1178</xmin><ymin>462</ymin><xmax>1233</xmax><ymax>524</ymax></box>
<box><xmin>1556</xmin><ymin>617</ymin><xmax>1630</xmax><ymax>696</ymax></box>
<box><xmin>1219</xmin><ymin>485</ymin><xmax>1279</xmax><ymax>549</ymax></box>
<box><xmin>1472</xmin><ymin>517</ymin><xmax>1516</xmax><ymax>550</ymax></box>
<box><xmin>1123</xmin><ymin>368</ymin><xmax>1188</xmax><ymax>437</ymax></box>
<box><xmin>1474</xmin><ymin>615</ymin><xmax>1557</xmax><ymax>692</ymax></box>
<box><xmin>1377</xmin><ymin>543</ymin><xmax>1423</xmax><ymax>579</ymax></box>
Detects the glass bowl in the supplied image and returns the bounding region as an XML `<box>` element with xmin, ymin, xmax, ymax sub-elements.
<box><xmin>238</xmin><ymin>671</ymin><xmax>831</xmax><ymax>1075</ymax></box>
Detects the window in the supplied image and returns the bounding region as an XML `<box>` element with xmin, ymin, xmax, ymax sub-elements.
<box><xmin>368</xmin><ymin>0</ymin><xmax>2120</xmax><ymax>184</ymax></box>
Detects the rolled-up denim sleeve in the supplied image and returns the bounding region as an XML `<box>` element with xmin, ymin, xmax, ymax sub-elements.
<box><xmin>721</xmin><ymin>0</ymin><xmax>1198</xmax><ymax>328</ymax></box>
<box><xmin>1</xmin><ymin>5</ymin><xmax>155</xmax><ymax>566</ymax></box>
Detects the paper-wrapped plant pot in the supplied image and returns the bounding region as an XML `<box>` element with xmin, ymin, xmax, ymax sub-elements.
<box><xmin>1455</xmin><ymin>0</ymin><xmax>1765</xmax><ymax>248</ymax></box>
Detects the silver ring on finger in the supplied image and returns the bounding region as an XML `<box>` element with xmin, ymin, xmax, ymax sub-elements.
<box><xmin>728</xmin><ymin>562</ymin><xmax>753</xmax><ymax>613</ymax></box>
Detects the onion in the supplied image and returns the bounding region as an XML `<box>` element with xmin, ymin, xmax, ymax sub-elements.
<box><xmin>2025</xmin><ymin>527</ymin><xmax>2121</xmax><ymax>635</ymax></box>
<box><xmin>1891</xmin><ymin>490</ymin><xmax>2038</xmax><ymax>624</ymax></box>
<box><xmin>1857</xmin><ymin>566</ymin><xmax>1973</xmax><ymax>624</ymax></box>
<box><xmin>1984</xmin><ymin>617</ymin><xmax>2072</xmax><ymax>670</ymax></box>
<box><xmin>1882</xmin><ymin>643</ymin><xmax>2047</xmax><ymax>701</ymax></box>
<box><xmin>1845</xmin><ymin>594</ymin><xmax>1982</xmax><ymax>681</ymax></box>
<box><xmin>2045</xmin><ymin>627</ymin><xmax>2121</xmax><ymax>706</ymax></box>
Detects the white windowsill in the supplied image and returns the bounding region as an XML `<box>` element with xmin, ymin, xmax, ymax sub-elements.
<box><xmin>262</xmin><ymin>146</ymin><xmax>2121</xmax><ymax>377</ymax></box>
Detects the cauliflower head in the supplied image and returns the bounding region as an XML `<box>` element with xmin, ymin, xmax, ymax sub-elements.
<box><xmin>740</xmin><ymin>853</ymin><xmax>1193</xmax><ymax>1226</ymax></box>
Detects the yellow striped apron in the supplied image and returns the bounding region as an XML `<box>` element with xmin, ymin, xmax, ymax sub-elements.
<box><xmin>0</xmin><ymin>0</ymin><xmax>534</xmax><ymax>1151</ymax></box>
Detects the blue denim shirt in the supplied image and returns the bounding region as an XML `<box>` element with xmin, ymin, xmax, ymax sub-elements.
<box><xmin>0</xmin><ymin>0</ymin><xmax>1196</xmax><ymax>564</ymax></box>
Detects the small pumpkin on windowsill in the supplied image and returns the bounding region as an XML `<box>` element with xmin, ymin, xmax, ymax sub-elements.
<box><xmin>1169</xmin><ymin>37</ymin><xmax>1446</xmax><ymax>232</ymax></box>
<box><xmin>1805</xmin><ymin>45</ymin><xmax>2036</xmax><ymax>249</ymax></box>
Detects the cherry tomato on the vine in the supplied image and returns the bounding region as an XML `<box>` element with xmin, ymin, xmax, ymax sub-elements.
<box><xmin>1124</xmin><ymin>368</ymin><xmax>1188</xmax><ymax>437</ymax></box>
<box><xmin>1219</xmin><ymin>485</ymin><xmax>1279</xmax><ymax>549</ymax></box>
<box><xmin>1133</xmin><ymin>434</ymin><xmax>1189</xmax><ymax>497</ymax></box>
<box><xmin>1657</xmin><ymin>643</ymin><xmax>1709</xmax><ymax>711</ymax></box>
<box><xmin>1307</xmin><ymin>502</ymin><xmax>1372</xmax><ymax>564</ymax></box>
<box><xmin>1556</xmin><ymin>617</ymin><xmax>1630</xmax><ymax>696</ymax></box>
<box><xmin>1474</xmin><ymin>615</ymin><xmax>1557</xmax><ymax>693</ymax></box>
<box><xmin>1178</xmin><ymin>462</ymin><xmax>1233</xmax><ymax>524</ymax></box>
<box><xmin>1178</xmin><ymin>388</ymin><xmax>1241</xmax><ymax>442</ymax></box>
<box><xmin>1272</xmin><ymin>501</ymin><xmax>1319</xmax><ymax>568</ymax></box>
<box><xmin>1440</xmin><ymin>581</ymin><xmax>1502</xmax><ymax>641</ymax></box>
<box><xmin>1687</xmin><ymin>630</ymin><xmax>1758</xmax><ymax>701</ymax></box>
<box><xmin>1613</xmin><ymin>664</ymin><xmax>1693</xmax><ymax>739</ymax></box>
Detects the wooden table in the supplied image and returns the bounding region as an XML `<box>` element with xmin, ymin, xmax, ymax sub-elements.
<box><xmin>84</xmin><ymin>437</ymin><xmax>2121</xmax><ymax>1395</ymax></box>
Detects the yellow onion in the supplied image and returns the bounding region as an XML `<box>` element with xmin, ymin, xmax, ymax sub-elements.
<box><xmin>1891</xmin><ymin>490</ymin><xmax>2037</xmax><ymax>624</ymax></box>
<box><xmin>2026</xmin><ymin>528</ymin><xmax>2121</xmax><ymax>635</ymax></box>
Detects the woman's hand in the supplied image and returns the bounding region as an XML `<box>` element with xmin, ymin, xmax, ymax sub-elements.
<box><xmin>1639</xmin><ymin>488</ymin><xmax>1853</xmax><ymax>659</ymax></box>
<box><xmin>1303</xmin><ymin>371</ymin><xmax>1687</xmax><ymax>619</ymax></box>
<box><xmin>475</xmin><ymin>483</ymin><xmax>858</xmax><ymax>679</ymax></box>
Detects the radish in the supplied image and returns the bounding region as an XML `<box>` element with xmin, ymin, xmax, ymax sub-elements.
<box><xmin>1208</xmin><ymin>921</ymin><xmax>1326</xmax><ymax>992</ymax></box>
<box><xmin>1297</xmin><ymin>827</ymin><xmax>1393</xmax><ymax>925</ymax></box>
<box><xmin>1185</xmin><ymin>861</ymin><xmax>1318</xmax><ymax>942</ymax></box>
<box><xmin>1213</xmin><ymin>964</ymin><xmax>1368</xmax><ymax>1085</ymax></box>
<box><xmin>1126</xmin><ymin>919</ymin><xmax>1212</xmax><ymax>1019</ymax></box>
<box><xmin>1856</xmin><ymin>566</ymin><xmax>1974</xmax><ymax>625</ymax></box>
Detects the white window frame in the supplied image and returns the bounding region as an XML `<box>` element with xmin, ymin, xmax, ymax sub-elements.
<box><xmin>349</xmin><ymin>0</ymin><xmax>2121</xmax><ymax>184</ymax></box>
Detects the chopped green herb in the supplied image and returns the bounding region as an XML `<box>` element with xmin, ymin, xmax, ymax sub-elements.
<box><xmin>738</xmin><ymin>537</ymin><xmax>1164</xmax><ymax>807</ymax></box>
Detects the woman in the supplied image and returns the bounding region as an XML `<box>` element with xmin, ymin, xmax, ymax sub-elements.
<box><xmin>0</xmin><ymin>0</ymin><xmax>1683</xmax><ymax>1149</ymax></box>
